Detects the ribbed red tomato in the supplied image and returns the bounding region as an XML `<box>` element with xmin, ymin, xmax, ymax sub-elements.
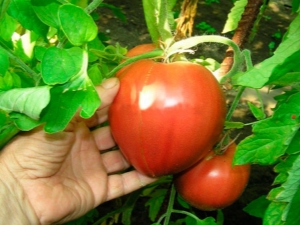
<box><xmin>174</xmin><ymin>142</ymin><xmax>251</xmax><ymax>211</ymax></box>
<box><xmin>109</xmin><ymin>47</ymin><xmax>226</xmax><ymax>177</ymax></box>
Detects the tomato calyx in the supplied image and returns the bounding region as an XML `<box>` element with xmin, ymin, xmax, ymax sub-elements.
<box><xmin>213</xmin><ymin>132</ymin><xmax>240</xmax><ymax>156</ymax></box>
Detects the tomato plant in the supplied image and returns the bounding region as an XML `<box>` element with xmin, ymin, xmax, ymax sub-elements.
<box><xmin>174</xmin><ymin>141</ymin><xmax>251</xmax><ymax>211</ymax></box>
<box><xmin>109</xmin><ymin>57</ymin><xmax>226</xmax><ymax>177</ymax></box>
<box><xmin>1</xmin><ymin>0</ymin><xmax>300</xmax><ymax>224</ymax></box>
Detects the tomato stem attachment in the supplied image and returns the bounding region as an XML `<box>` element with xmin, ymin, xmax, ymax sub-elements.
<box><xmin>106</xmin><ymin>49</ymin><xmax>164</xmax><ymax>78</ymax></box>
<box><xmin>165</xmin><ymin>35</ymin><xmax>244</xmax><ymax>83</ymax></box>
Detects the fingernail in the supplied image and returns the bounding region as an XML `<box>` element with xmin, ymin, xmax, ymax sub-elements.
<box><xmin>101</xmin><ymin>78</ymin><xmax>118</xmax><ymax>89</ymax></box>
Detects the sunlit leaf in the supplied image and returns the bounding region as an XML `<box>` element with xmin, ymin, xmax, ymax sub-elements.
<box><xmin>275</xmin><ymin>155</ymin><xmax>300</xmax><ymax>203</ymax></box>
<box><xmin>234</xmin><ymin>92</ymin><xmax>300</xmax><ymax>165</ymax></box>
<box><xmin>58</xmin><ymin>4</ymin><xmax>97</xmax><ymax>46</ymax></box>
<box><xmin>286</xmin><ymin>186</ymin><xmax>300</xmax><ymax>225</ymax></box>
<box><xmin>7</xmin><ymin>0</ymin><xmax>48</xmax><ymax>37</ymax></box>
<box><xmin>142</xmin><ymin>0</ymin><xmax>173</xmax><ymax>46</ymax></box>
<box><xmin>222</xmin><ymin>0</ymin><xmax>247</xmax><ymax>33</ymax></box>
<box><xmin>234</xmin><ymin>14</ymin><xmax>300</xmax><ymax>88</ymax></box>
<box><xmin>247</xmin><ymin>102</ymin><xmax>266</xmax><ymax>120</ymax></box>
<box><xmin>32</xmin><ymin>1</ymin><xmax>61</xmax><ymax>28</ymax></box>
<box><xmin>269</xmin><ymin>71</ymin><xmax>300</xmax><ymax>87</ymax></box>
<box><xmin>88</xmin><ymin>64</ymin><xmax>103</xmax><ymax>85</ymax></box>
<box><xmin>263</xmin><ymin>202</ymin><xmax>286</xmax><ymax>225</ymax></box>
<box><xmin>41</xmin><ymin>75</ymin><xmax>100</xmax><ymax>133</ymax></box>
<box><xmin>0</xmin><ymin>86</ymin><xmax>51</xmax><ymax>120</ymax></box>
<box><xmin>0</xmin><ymin>13</ymin><xmax>17</xmax><ymax>41</ymax></box>
<box><xmin>41</xmin><ymin>47</ymin><xmax>84</xmax><ymax>85</ymax></box>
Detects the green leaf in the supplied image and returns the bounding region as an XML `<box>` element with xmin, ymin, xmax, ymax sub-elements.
<box><xmin>0</xmin><ymin>109</ymin><xmax>19</xmax><ymax>148</ymax></box>
<box><xmin>263</xmin><ymin>201</ymin><xmax>286</xmax><ymax>225</ymax></box>
<box><xmin>292</xmin><ymin>0</ymin><xmax>300</xmax><ymax>12</ymax></box>
<box><xmin>32</xmin><ymin>1</ymin><xmax>61</xmax><ymax>28</ymax></box>
<box><xmin>243</xmin><ymin>195</ymin><xmax>270</xmax><ymax>218</ymax></box>
<box><xmin>0</xmin><ymin>86</ymin><xmax>51</xmax><ymax>120</ymax></box>
<box><xmin>145</xmin><ymin>189</ymin><xmax>168</xmax><ymax>221</ymax></box>
<box><xmin>142</xmin><ymin>0</ymin><xmax>173</xmax><ymax>46</ymax></box>
<box><xmin>41</xmin><ymin>47</ymin><xmax>84</xmax><ymax>85</ymax></box>
<box><xmin>0</xmin><ymin>13</ymin><xmax>17</xmax><ymax>41</ymax></box>
<box><xmin>88</xmin><ymin>64</ymin><xmax>103</xmax><ymax>85</ymax></box>
<box><xmin>247</xmin><ymin>102</ymin><xmax>266</xmax><ymax>120</ymax></box>
<box><xmin>269</xmin><ymin>72</ymin><xmax>300</xmax><ymax>87</ymax></box>
<box><xmin>89</xmin><ymin>43</ymin><xmax>127</xmax><ymax>62</ymax></box>
<box><xmin>7</xmin><ymin>0</ymin><xmax>48</xmax><ymax>37</ymax></box>
<box><xmin>286</xmin><ymin>186</ymin><xmax>300</xmax><ymax>225</ymax></box>
<box><xmin>224</xmin><ymin>121</ymin><xmax>244</xmax><ymax>129</ymax></box>
<box><xmin>0</xmin><ymin>0</ymin><xmax>11</xmax><ymax>20</ymax></box>
<box><xmin>286</xmin><ymin>130</ymin><xmax>300</xmax><ymax>154</ymax></box>
<box><xmin>272</xmin><ymin>154</ymin><xmax>298</xmax><ymax>185</ymax></box>
<box><xmin>0</xmin><ymin>47</ymin><xmax>9</xmax><ymax>76</ymax></box>
<box><xmin>41</xmin><ymin>76</ymin><xmax>100</xmax><ymax>133</ymax></box>
<box><xmin>14</xmin><ymin>31</ymin><xmax>38</xmax><ymax>63</ymax></box>
<box><xmin>274</xmin><ymin>154</ymin><xmax>300</xmax><ymax>203</ymax></box>
<box><xmin>234</xmin><ymin>92</ymin><xmax>300</xmax><ymax>165</ymax></box>
<box><xmin>234</xmin><ymin>14</ymin><xmax>300</xmax><ymax>88</ymax></box>
<box><xmin>10</xmin><ymin>112</ymin><xmax>42</xmax><ymax>131</ymax></box>
<box><xmin>58</xmin><ymin>4</ymin><xmax>97</xmax><ymax>46</ymax></box>
<box><xmin>34</xmin><ymin>45</ymin><xmax>47</xmax><ymax>61</ymax></box>
<box><xmin>222</xmin><ymin>0</ymin><xmax>247</xmax><ymax>33</ymax></box>
<box><xmin>0</xmin><ymin>71</ymin><xmax>21</xmax><ymax>90</ymax></box>
<box><xmin>121</xmin><ymin>190</ymin><xmax>144</xmax><ymax>225</ymax></box>
<box><xmin>254</xmin><ymin>144</ymin><xmax>300</xmax><ymax>224</ymax></box>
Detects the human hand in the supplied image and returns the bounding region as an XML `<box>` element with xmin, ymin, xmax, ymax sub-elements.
<box><xmin>0</xmin><ymin>78</ymin><xmax>157</xmax><ymax>224</ymax></box>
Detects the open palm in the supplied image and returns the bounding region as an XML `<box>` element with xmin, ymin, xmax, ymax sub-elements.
<box><xmin>0</xmin><ymin>78</ymin><xmax>156</xmax><ymax>224</ymax></box>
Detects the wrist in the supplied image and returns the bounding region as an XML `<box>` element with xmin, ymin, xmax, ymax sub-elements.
<box><xmin>0</xmin><ymin>158</ymin><xmax>40</xmax><ymax>225</ymax></box>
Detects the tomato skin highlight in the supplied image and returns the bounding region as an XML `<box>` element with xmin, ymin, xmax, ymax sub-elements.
<box><xmin>109</xmin><ymin>57</ymin><xmax>226</xmax><ymax>177</ymax></box>
<box><xmin>174</xmin><ymin>142</ymin><xmax>251</xmax><ymax>211</ymax></box>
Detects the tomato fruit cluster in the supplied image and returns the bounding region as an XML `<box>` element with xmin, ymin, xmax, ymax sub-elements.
<box><xmin>109</xmin><ymin>44</ymin><xmax>226</xmax><ymax>177</ymax></box>
<box><xmin>174</xmin><ymin>142</ymin><xmax>251</xmax><ymax>211</ymax></box>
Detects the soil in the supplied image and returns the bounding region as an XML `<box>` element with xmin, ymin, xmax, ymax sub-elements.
<box><xmin>94</xmin><ymin>1</ymin><xmax>295</xmax><ymax>224</ymax></box>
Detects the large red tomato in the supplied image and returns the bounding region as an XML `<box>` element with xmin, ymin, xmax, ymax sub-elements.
<box><xmin>174</xmin><ymin>142</ymin><xmax>251</xmax><ymax>211</ymax></box>
<box><xmin>117</xmin><ymin>43</ymin><xmax>156</xmax><ymax>76</ymax></box>
<box><xmin>109</xmin><ymin>50</ymin><xmax>226</xmax><ymax>177</ymax></box>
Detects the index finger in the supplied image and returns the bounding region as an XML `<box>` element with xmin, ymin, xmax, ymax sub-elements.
<box><xmin>84</xmin><ymin>78</ymin><xmax>120</xmax><ymax>127</ymax></box>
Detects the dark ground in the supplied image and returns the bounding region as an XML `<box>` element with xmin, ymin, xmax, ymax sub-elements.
<box><xmin>94</xmin><ymin>1</ymin><xmax>295</xmax><ymax>224</ymax></box>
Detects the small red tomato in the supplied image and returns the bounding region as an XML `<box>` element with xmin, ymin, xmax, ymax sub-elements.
<box><xmin>174</xmin><ymin>142</ymin><xmax>250</xmax><ymax>211</ymax></box>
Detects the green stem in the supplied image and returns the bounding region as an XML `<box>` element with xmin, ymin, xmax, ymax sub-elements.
<box><xmin>225</xmin><ymin>49</ymin><xmax>254</xmax><ymax>121</ymax></box>
<box><xmin>106</xmin><ymin>49</ymin><xmax>164</xmax><ymax>78</ymax></box>
<box><xmin>166</xmin><ymin>35</ymin><xmax>244</xmax><ymax>83</ymax></box>
<box><xmin>0</xmin><ymin>41</ymin><xmax>39</xmax><ymax>81</ymax></box>
<box><xmin>226</xmin><ymin>86</ymin><xmax>245</xmax><ymax>121</ymax></box>
<box><xmin>162</xmin><ymin>184</ymin><xmax>176</xmax><ymax>225</ymax></box>
<box><xmin>158</xmin><ymin>209</ymin><xmax>205</xmax><ymax>224</ymax></box>
<box><xmin>85</xmin><ymin>0</ymin><xmax>104</xmax><ymax>14</ymax></box>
